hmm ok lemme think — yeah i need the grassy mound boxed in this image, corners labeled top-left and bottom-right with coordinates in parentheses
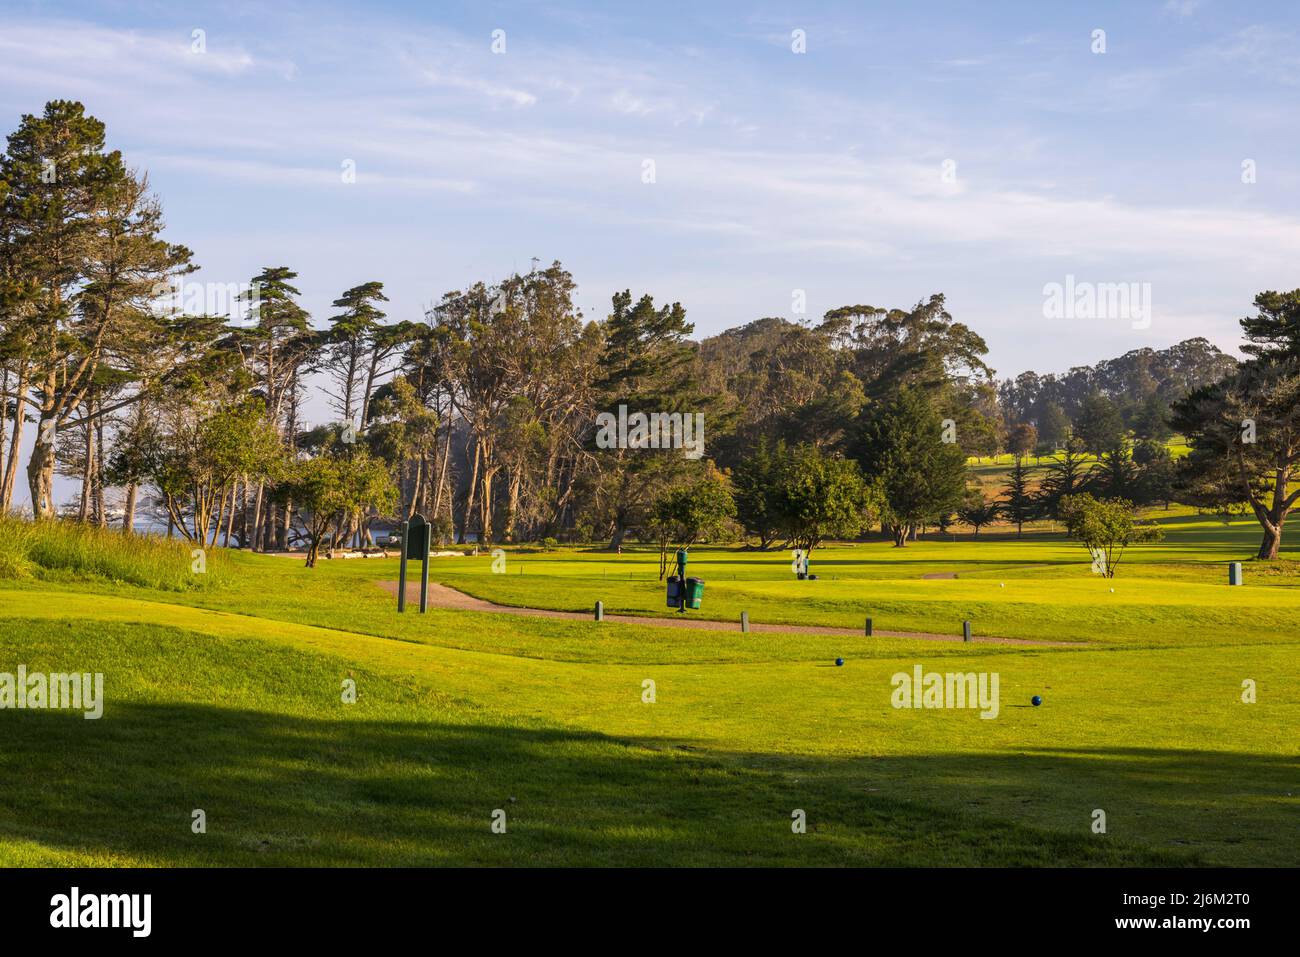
top-left (0, 517), bottom-right (227, 591)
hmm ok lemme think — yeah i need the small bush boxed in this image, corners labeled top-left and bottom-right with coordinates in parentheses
top-left (0, 518), bottom-right (228, 591)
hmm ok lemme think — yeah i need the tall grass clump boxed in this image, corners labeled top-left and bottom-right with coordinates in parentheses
top-left (0, 517), bottom-right (229, 591)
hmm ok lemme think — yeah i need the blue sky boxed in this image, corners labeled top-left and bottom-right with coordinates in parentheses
top-left (2, 0), bottom-right (1299, 396)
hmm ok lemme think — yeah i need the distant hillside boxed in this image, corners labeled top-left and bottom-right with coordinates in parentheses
top-left (998, 338), bottom-right (1237, 424)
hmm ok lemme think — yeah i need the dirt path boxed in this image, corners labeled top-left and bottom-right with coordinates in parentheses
top-left (374, 580), bottom-right (1074, 647)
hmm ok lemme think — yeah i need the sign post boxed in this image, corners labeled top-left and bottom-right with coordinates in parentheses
top-left (675, 548), bottom-right (688, 613)
top-left (398, 513), bottom-right (431, 613)
top-left (419, 526), bottom-right (430, 613)
top-left (397, 520), bottom-right (409, 612)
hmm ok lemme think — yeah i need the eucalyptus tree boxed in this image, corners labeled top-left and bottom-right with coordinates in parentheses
top-left (697, 317), bottom-right (842, 465)
top-left (819, 294), bottom-right (992, 398)
top-left (428, 280), bottom-right (518, 544)
top-left (498, 262), bottom-right (596, 541)
top-left (397, 316), bottom-right (463, 530)
top-left (425, 263), bottom-right (593, 544)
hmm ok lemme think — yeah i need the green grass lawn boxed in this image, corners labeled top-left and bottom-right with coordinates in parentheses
top-left (0, 516), bottom-right (1295, 866)
top-left (425, 513), bottom-right (1300, 646)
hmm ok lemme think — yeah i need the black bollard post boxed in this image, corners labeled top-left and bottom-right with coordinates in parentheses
top-left (865, 616), bottom-right (873, 637)
top-left (963, 620), bottom-right (972, 643)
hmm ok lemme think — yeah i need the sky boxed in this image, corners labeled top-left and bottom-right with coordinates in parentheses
top-left (2, 0), bottom-right (1299, 400)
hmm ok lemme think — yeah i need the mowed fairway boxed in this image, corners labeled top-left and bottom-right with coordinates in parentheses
top-left (0, 513), bottom-right (1296, 866)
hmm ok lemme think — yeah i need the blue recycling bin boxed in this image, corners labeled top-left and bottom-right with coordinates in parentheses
top-left (666, 575), bottom-right (682, 607)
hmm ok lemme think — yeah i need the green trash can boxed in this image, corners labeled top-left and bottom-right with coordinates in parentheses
top-left (684, 577), bottom-right (704, 609)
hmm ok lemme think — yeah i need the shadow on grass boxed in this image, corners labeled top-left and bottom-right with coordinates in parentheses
top-left (2, 703), bottom-right (1292, 867)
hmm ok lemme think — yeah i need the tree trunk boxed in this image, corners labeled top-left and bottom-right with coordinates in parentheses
top-left (360, 347), bottom-right (388, 434)
top-left (504, 470), bottom-right (522, 542)
top-left (1, 386), bottom-right (27, 513)
top-left (123, 483), bottom-right (138, 534)
top-left (461, 440), bottom-right (481, 543)
top-left (225, 482), bottom-right (238, 546)
top-left (1257, 523), bottom-right (1282, 560)
top-left (251, 482), bottom-right (265, 550)
top-left (266, 500), bottom-right (280, 550)
top-left (431, 418), bottom-right (454, 525)
top-left (94, 413), bottom-right (106, 526)
top-left (0, 370), bottom-right (7, 510)
top-left (27, 414), bottom-right (57, 519)
top-left (78, 420), bottom-right (93, 522)
top-left (409, 455), bottom-right (425, 519)
top-left (210, 489), bottom-right (227, 547)
top-left (478, 465), bottom-right (497, 545)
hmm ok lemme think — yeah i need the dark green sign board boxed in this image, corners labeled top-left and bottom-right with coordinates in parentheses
top-left (403, 516), bottom-right (430, 561)
top-left (397, 513), bottom-right (432, 613)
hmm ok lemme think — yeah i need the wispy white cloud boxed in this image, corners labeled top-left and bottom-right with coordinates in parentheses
top-left (136, 152), bottom-right (477, 193)
top-left (1211, 24), bottom-right (1300, 85)
top-left (0, 6), bottom-right (1294, 376)
top-left (1163, 0), bottom-right (1204, 18)
top-left (416, 69), bottom-right (537, 107)
top-left (0, 19), bottom-right (294, 82)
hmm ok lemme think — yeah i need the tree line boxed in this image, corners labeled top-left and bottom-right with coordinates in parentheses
top-left (2, 101), bottom-right (1296, 563)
